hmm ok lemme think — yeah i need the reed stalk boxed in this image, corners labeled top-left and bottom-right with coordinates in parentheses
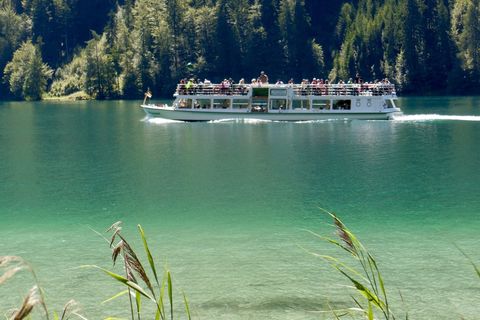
top-left (87, 222), bottom-right (191, 320)
top-left (0, 256), bottom-right (84, 320)
top-left (454, 244), bottom-right (480, 280)
top-left (305, 210), bottom-right (405, 320)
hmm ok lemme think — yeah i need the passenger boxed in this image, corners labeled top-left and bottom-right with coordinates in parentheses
top-left (226, 78), bottom-right (233, 95)
top-left (197, 79), bottom-right (204, 94)
top-left (204, 78), bottom-right (212, 95)
top-left (258, 71), bottom-right (269, 84)
top-left (186, 78), bottom-right (194, 94)
top-left (301, 79), bottom-right (309, 96)
top-left (319, 79), bottom-right (326, 95)
top-left (238, 78), bottom-right (246, 94)
top-left (221, 79), bottom-right (228, 94)
top-left (311, 78), bottom-right (318, 95)
top-left (276, 79), bottom-right (284, 85)
top-left (178, 79), bottom-right (186, 95)
top-left (338, 79), bottom-right (346, 95)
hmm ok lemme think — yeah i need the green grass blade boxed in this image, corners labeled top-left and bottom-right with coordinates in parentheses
top-left (351, 296), bottom-right (365, 313)
top-left (155, 274), bottom-right (167, 320)
top-left (72, 312), bottom-right (89, 320)
top-left (455, 244), bottom-right (480, 279)
top-left (138, 225), bottom-right (160, 288)
top-left (339, 270), bottom-right (384, 310)
top-left (183, 292), bottom-right (191, 320)
top-left (303, 229), bottom-right (356, 255)
top-left (308, 252), bottom-right (367, 282)
top-left (82, 265), bottom-right (154, 301)
top-left (135, 291), bottom-right (141, 320)
top-left (167, 271), bottom-right (173, 320)
top-left (101, 290), bottom-right (129, 304)
top-left (155, 294), bottom-right (164, 320)
top-left (367, 301), bottom-right (373, 320)
top-left (369, 254), bottom-right (390, 316)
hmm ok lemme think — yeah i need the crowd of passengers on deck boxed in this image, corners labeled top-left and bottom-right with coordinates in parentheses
top-left (176, 72), bottom-right (395, 96)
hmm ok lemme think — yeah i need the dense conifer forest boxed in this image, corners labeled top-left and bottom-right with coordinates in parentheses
top-left (0, 0), bottom-right (479, 100)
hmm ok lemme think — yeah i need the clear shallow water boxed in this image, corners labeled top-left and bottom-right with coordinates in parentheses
top-left (0, 97), bottom-right (479, 319)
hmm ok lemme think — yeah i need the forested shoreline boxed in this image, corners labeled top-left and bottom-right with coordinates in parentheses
top-left (0, 0), bottom-right (479, 100)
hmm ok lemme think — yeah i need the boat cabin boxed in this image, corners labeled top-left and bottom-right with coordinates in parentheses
top-left (173, 82), bottom-right (398, 113)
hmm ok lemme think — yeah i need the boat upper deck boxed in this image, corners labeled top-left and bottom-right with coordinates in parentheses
top-left (175, 82), bottom-right (396, 97)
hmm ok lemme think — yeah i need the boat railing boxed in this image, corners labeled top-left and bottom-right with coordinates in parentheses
top-left (176, 84), bottom-right (249, 96)
top-left (175, 83), bottom-right (396, 97)
top-left (291, 84), bottom-right (396, 97)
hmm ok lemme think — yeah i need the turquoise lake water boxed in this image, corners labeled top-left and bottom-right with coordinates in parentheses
top-left (0, 97), bottom-right (479, 319)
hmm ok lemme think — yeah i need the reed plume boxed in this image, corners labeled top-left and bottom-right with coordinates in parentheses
top-left (307, 210), bottom-right (401, 320)
top-left (332, 214), bottom-right (357, 256)
top-left (0, 256), bottom-right (25, 285)
top-left (1, 255), bottom-right (86, 320)
top-left (88, 222), bottom-right (191, 320)
top-left (10, 286), bottom-right (40, 320)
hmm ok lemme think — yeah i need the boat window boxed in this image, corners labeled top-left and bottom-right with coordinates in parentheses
top-left (312, 99), bottom-right (330, 110)
top-left (270, 99), bottom-right (287, 110)
top-left (292, 99), bottom-right (310, 110)
top-left (213, 99), bottom-right (230, 109)
top-left (332, 100), bottom-right (351, 110)
top-left (252, 98), bottom-right (268, 106)
top-left (252, 87), bottom-right (269, 97)
top-left (251, 98), bottom-right (267, 112)
top-left (196, 99), bottom-right (211, 109)
top-left (232, 99), bottom-right (249, 109)
top-left (385, 99), bottom-right (395, 109)
top-left (270, 89), bottom-right (287, 97)
top-left (178, 99), bottom-right (192, 109)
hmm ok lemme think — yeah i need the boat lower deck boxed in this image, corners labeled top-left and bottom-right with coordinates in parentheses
top-left (142, 105), bottom-right (401, 121)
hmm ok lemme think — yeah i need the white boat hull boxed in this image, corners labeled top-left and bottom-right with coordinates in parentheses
top-left (141, 105), bottom-right (401, 121)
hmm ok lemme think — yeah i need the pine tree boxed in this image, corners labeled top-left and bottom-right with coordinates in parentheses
top-left (401, 0), bottom-right (426, 91)
top-left (259, 0), bottom-right (283, 78)
top-left (451, 0), bottom-right (480, 90)
top-left (214, 0), bottom-right (241, 79)
top-left (165, 0), bottom-right (187, 77)
top-left (278, 0), bottom-right (294, 77)
top-left (84, 33), bottom-right (117, 99)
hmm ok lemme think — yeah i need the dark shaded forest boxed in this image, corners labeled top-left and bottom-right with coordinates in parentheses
top-left (0, 0), bottom-right (479, 100)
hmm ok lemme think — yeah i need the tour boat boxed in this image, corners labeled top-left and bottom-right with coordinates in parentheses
top-left (141, 81), bottom-right (402, 121)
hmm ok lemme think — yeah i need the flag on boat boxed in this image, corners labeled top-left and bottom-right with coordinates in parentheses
top-left (145, 89), bottom-right (152, 98)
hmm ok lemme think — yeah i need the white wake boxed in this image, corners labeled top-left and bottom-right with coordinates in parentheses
top-left (392, 114), bottom-right (480, 122)
top-left (143, 117), bottom-right (184, 124)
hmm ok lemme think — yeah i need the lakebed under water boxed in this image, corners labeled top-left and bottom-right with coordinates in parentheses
top-left (0, 97), bottom-right (479, 319)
